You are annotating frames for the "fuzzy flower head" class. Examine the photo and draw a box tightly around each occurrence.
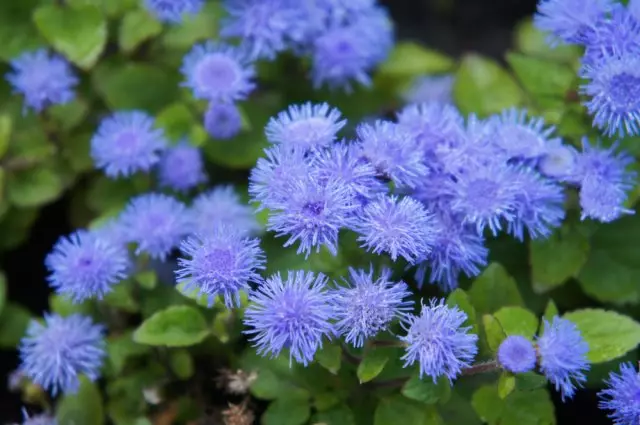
[158,141,206,192]
[539,142,579,181]
[400,299,478,382]
[265,102,346,151]
[497,335,537,374]
[244,271,334,365]
[144,0,203,23]
[6,49,78,113]
[176,227,265,307]
[537,316,590,401]
[403,74,455,105]
[181,42,255,102]
[19,314,105,396]
[584,4,640,65]
[534,0,613,44]
[332,267,413,348]
[598,362,640,425]
[45,230,129,303]
[204,102,242,140]
[191,185,261,235]
[579,176,634,223]
[91,111,167,178]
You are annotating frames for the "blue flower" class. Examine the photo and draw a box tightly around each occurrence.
[91,111,167,178]
[191,185,261,235]
[538,141,579,181]
[400,299,478,382]
[534,0,613,44]
[144,0,203,23]
[583,4,640,65]
[19,314,105,396]
[354,194,437,264]
[598,362,640,425]
[181,42,255,102]
[265,102,346,151]
[244,270,334,365]
[537,316,590,401]
[45,230,130,303]
[20,410,57,425]
[402,74,455,105]
[6,49,78,113]
[176,227,265,307]
[158,141,207,192]
[579,176,634,223]
[497,335,537,374]
[331,267,413,347]
[204,102,242,140]
[119,193,192,260]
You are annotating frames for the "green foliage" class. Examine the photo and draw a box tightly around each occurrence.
[469,263,524,314]
[133,305,209,347]
[56,377,105,425]
[374,395,443,425]
[118,10,162,54]
[357,348,390,383]
[316,343,342,375]
[0,302,32,348]
[402,375,451,405]
[472,385,555,425]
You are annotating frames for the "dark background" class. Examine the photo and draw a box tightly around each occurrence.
[0,0,610,423]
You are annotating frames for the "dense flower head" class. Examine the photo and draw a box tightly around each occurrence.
[497,335,537,374]
[534,0,613,44]
[204,102,242,140]
[244,270,334,365]
[144,0,203,23]
[583,4,640,64]
[158,141,207,192]
[400,299,478,382]
[598,362,640,425]
[191,185,261,235]
[181,42,255,102]
[119,193,192,260]
[176,227,265,307]
[331,267,413,347]
[537,316,590,401]
[579,175,634,223]
[6,49,78,113]
[45,230,129,303]
[538,141,579,181]
[19,314,105,396]
[265,102,346,151]
[91,111,167,178]
[403,74,455,105]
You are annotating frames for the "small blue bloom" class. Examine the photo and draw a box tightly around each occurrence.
[265,102,346,151]
[583,4,640,65]
[534,0,613,44]
[598,362,640,425]
[579,176,634,223]
[176,227,265,307]
[332,267,413,348]
[497,335,537,374]
[538,141,579,181]
[400,299,478,382]
[402,74,455,105]
[6,49,78,113]
[181,42,255,102]
[244,270,334,365]
[119,193,191,260]
[158,141,207,192]
[191,185,261,235]
[19,314,105,396]
[45,230,129,303]
[144,0,203,23]
[91,111,167,178]
[204,102,242,140]
[537,316,590,401]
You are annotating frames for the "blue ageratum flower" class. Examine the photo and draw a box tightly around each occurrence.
[265,102,346,151]
[331,267,413,348]
[204,102,242,140]
[19,314,105,396]
[45,230,129,303]
[497,335,537,374]
[91,111,167,178]
[537,316,590,401]
[400,299,478,382]
[244,270,334,365]
[534,0,613,44]
[181,42,255,103]
[6,49,78,113]
[354,194,437,264]
[599,362,640,425]
[538,141,579,181]
[402,74,455,105]
[119,193,192,260]
[191,185,261,235]
[158,141,207,192]
[176,227,265,307]
[144,0,203,23]
[584,4,640,65]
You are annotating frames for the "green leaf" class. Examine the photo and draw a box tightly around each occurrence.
[135,270,157,290]
[249,368,309,401]
[119,10,162,54]
[543,300,559,324]
[498,373,516,399]
[315,343,342,375]
[506,52,575,99]
[402,375,451,405]
[482,314,507,353]
[472,385,555,425]
[563,309,640,363]
[357,349,390,383]
[514,19,582,62]
[107,331,150,375]
[378,42,454,78]
[447,289,478,334]
[133,305,210,347]
[262,397,311,425]
[49,99,90,132]
[493,306,538,339]
[104,281,138,313]
[0,302,32,348]
[454,54,523,116]
[50,294,92,317]
[0,207,39,250]
[469,263,524,314]
[7,166,65,208]
[0,271,6,316]
[0,115,12,159]
[56,377,105,425]
[161,2,221,50]
[33,5,107,69]
[515,372,547,391]
[169,349,194,380]
[0,15,44,62]
[156,103,204,143]
[313,405,356,425]
[374,395,443,425]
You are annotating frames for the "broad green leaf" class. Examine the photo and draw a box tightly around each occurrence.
[401,375,451,405]
[161,2,221,50]
[378,42,455,78]
[104,281,138,313]
[175,281,212,308]
[67,0,138,18]
[169,349,194,379]
[514,19,582,62]
[543,300,559,324]
[315,343,342,375]
[135,270,157,290]
[56,377,104,425]
[119,10,162,54]
[133,305,210,347]
[107,331,150,375]
[0,16,44,62]
[7,165,65,208]
[564,309,640,363]
[357,349,390,383]
[439,391,482,425]
[0,303,32,348]
[472,385,555,425]
[313,392,342,411]
[493,306,538,339]
[49,294,92,317]
[249,368,309,401]
[507,52,575,98]
[469,263,524,314]
[374,395,443,425]
[447,288,478,334]
[482,314,507,353]
[0,207,39,250]
[0,115,12,159]
[515,372,547,391]
[0,271,6,315]
[498,373,516,399]
[156,103,204,143]
[262,397,311,425]
[33,5,107,69]
[49,99,90,132]
[313,405,356,425]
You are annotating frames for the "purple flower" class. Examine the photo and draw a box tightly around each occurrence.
[91,111,167,178]
[19,314,105,396]
[537,316,589,401]
[265,102,346,151]
[191,185,261,235]
[598,362,640,425]
[538,141,579,181]
[584,5,640,65]
[6,49,77,113]
[204,102,242,140]
[400,299,478,382]
[45,230,129,303]
[579,176,634,223]
[403,74,455,105]
[244,271,334,365]
[181,42,255,102]
[497,335,537,374]
[157,141,206,192]
[534,0,613,44]
[331,267,413,347]
[144,0,203,23]
[176,227,265,307]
